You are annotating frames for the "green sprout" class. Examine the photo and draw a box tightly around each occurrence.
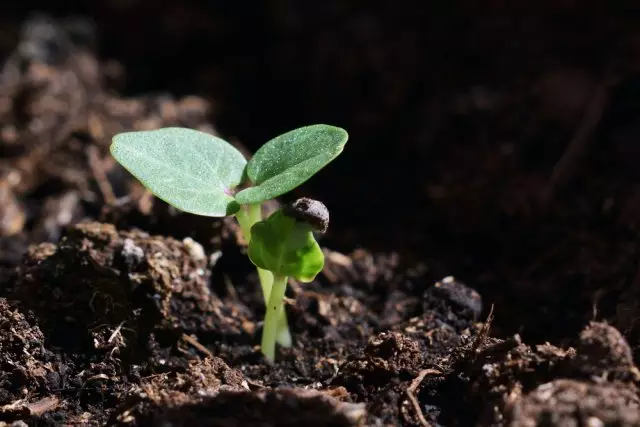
[109,125,348,361]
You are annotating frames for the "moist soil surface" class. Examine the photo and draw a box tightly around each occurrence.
[2,4,640,426]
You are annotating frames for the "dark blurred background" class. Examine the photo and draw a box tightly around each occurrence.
[2,0,640,344]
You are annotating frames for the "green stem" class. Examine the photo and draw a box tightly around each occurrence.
[235,207,253,243]
[256,268,273,301]
[247,203,263,229]
[235,204,292,347]
[261,273,288,361]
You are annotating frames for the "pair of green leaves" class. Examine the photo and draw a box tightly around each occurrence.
[110,124,348,217]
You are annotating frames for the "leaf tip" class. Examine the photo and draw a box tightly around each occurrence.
[110,130,140,160]
[319,123,349,144]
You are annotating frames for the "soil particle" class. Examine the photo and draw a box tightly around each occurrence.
[288,285,377,343]
[332,332,441,426]
[326,249,401,289]
[435,332,576,426]
[109,357,249,426]
[432,321,640,426]
[118,387,368,427]
[391,275,483,364]
[394,312,461,359]
[13,221,251,361]
[319,249,434,329]
[334,332,423,393]
[323,272,484,425]
[504,379,640,427]
[0,298,52,406]
[422,275,483,332]
[572,321,639,381]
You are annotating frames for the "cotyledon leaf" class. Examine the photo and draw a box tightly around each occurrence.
[235,124,347,205]
[248,210,324,282]
[110,127,247,216]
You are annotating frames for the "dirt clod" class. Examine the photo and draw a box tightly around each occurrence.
[120,387,368,427]
[110,357,248,426]
[423,276,483,330]
[0,298,52,406]
[13,221,250,360]
[505,379,640,427]
[573,322,638,380]
[437,333,576,426]
[335,332,422,393]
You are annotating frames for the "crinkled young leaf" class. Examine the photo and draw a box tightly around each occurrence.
[110,127,247,216]
[235,124,347,205]
[248,210,324,282]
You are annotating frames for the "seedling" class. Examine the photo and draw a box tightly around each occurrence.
[249,198,328,360]
[109,124,348,361]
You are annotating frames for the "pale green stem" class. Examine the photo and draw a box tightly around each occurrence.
[261,273,288,361]
[235,204,291,347]
[247,202,263,229]
[258,268,291,347]
[235,207,253,242]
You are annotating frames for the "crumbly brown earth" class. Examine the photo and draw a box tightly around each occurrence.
[1,5,640,426]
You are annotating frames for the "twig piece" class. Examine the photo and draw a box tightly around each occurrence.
[181,333,214,359]
[406,369,442,427]
[108,322,125,343]
[476,334,522,359]
[471,304,495,357]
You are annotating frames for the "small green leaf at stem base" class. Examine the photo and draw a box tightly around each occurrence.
[248,210,324,282]
[235,124,348,205]
[110,127,247,217]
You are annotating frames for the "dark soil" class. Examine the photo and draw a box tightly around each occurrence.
[1,3,640,426]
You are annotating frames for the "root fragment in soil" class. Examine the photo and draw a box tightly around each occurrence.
[405,369,442,427]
